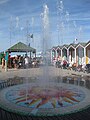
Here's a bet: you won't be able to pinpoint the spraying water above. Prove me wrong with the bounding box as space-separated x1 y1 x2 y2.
65 11 70 37
57 0 64 45
39 4 51 87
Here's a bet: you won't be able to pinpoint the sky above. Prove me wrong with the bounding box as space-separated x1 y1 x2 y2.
0 0 90 52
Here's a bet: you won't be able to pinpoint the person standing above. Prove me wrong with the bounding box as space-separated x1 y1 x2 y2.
2 57 5 69
24 56 29 68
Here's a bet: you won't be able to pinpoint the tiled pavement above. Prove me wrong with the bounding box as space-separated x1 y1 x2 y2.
0 80 90 120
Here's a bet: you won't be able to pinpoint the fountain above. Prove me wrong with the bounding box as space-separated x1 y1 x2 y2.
0 2 90 118
0 75 90 116
39 4 51 87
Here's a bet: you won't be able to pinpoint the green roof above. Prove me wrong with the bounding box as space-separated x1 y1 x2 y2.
7 42 36 53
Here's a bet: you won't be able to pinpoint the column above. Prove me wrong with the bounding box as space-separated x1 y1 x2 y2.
51 50 53 63
30 52 31 59
35 52 36 58
67 49 69 62
5 52 8 72
61 49 62 61
75 48 76 63
56 50 58 59
84 47 86 64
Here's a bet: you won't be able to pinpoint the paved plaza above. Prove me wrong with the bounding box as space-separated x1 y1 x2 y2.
0 65 90 80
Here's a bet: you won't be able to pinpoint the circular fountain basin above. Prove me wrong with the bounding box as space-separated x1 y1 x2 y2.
0 82 90 116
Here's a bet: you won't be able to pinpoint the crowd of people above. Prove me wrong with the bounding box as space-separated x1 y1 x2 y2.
53 57 87 72
1 54 40 69
1 54 90 73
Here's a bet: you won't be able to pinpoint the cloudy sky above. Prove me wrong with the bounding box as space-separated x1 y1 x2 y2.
0 0 90 52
